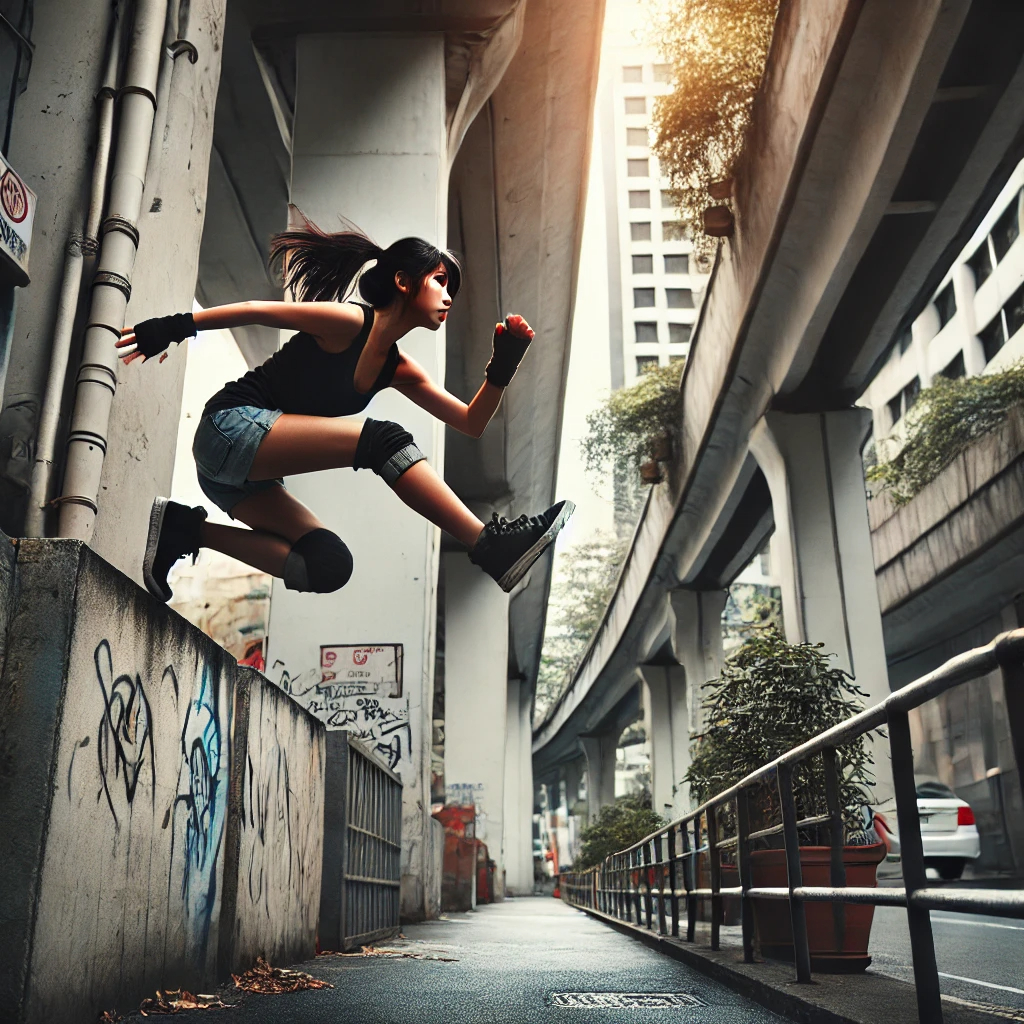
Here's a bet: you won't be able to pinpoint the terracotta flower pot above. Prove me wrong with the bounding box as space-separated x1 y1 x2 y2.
749 843 886 972
703 205 734 237
639 459 663 484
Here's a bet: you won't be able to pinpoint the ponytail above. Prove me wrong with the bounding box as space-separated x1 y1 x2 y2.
270 210 462 308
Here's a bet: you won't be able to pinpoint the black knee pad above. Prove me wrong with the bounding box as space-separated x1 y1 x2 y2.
353 417 426 486
283 529 353 593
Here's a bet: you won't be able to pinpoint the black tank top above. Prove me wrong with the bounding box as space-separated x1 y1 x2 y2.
203 303 400 417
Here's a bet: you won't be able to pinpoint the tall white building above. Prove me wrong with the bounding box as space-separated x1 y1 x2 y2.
597 0 709 390
864 159 1024 447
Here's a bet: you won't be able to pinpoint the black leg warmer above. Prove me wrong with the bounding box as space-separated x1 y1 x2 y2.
353 418 427 486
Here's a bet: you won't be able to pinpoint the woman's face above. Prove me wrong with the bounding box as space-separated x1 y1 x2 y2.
405 263 453 330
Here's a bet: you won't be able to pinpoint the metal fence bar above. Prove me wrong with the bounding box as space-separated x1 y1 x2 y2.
708 803 722 952
778 763 812 983
736 789 755 964
667 825 680 937
890 710 943 1023
656 832 669 936
822 748 847 954
687 814 699 943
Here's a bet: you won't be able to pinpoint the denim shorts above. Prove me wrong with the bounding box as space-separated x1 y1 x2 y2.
192 406 284 517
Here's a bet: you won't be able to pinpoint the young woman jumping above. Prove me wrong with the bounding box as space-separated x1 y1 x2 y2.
116 219 573 602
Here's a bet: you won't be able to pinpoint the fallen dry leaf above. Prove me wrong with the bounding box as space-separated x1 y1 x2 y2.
318 944 458 962
138 989 231 1015
232 956 332 995
98 1012 123 1023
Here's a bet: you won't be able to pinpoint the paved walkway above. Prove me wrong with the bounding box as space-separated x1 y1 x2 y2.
129 898 787 1023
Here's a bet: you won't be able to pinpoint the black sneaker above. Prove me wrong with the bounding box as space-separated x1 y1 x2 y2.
469 500 575 592
143 497 207 602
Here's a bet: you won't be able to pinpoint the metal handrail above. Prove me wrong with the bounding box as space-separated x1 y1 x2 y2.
559 628 1024 1024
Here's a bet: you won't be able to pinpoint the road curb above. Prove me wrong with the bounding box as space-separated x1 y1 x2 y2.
572 905 1002 1024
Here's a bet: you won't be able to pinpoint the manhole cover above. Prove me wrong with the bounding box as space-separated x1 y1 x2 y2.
549 993 706 1008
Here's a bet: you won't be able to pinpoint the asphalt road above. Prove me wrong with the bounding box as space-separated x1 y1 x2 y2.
869 906 1024 1016
119 898 787 1024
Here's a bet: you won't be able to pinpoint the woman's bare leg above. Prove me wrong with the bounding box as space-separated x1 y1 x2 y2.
198 484 327 576
248 414 485 548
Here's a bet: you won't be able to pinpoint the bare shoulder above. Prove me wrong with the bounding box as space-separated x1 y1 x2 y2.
302 301 367 352
392 349 431 386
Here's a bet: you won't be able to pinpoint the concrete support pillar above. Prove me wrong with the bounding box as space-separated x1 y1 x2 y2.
750 410 895 809
639 663 689 821
443 552 510 894
668 589 727 740
265 34 448 922
502 676 534 895
580 734 617 821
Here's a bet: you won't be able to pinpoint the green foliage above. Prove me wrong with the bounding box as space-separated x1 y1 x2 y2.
685 628 876 844
649 0 781 256
536 533 629 720
580 361 684 478
868 362 1024 505
574 795 666 870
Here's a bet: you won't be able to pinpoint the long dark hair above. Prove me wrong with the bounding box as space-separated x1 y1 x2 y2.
269 212 462 307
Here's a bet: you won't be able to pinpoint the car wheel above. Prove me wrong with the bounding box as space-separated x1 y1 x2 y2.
929 857 965 880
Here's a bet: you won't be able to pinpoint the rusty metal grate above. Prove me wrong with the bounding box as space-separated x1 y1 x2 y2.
549 993 706 1008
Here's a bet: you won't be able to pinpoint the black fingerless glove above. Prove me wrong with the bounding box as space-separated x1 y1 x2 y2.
132 312 197 358
484 317 531 388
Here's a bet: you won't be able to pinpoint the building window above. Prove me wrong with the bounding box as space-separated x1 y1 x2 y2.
632 254 654 274
887 394 902 428
979 314 1006 363
633 288 656 308
623 65 643 83
653 63 672 83
636 355 660 374
628 190 651 209
1006 280 1024 340
992 191 1021 262
627 158 649 177
888 377 921 428
967 240 993 288
939 352 965 380
626 127 649 147
666 288 693 309
630 222 652 242
668 323 691 345
933 282 956 330
660 190 676 208
662 221 687 241
896 325 913 355
624 97 646 115
664 254 688 274
635 322 658 344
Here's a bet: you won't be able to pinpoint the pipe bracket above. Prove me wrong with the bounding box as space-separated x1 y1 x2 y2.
93 270 132 301
85 320 124 340
169 39 199 64
77 363 118 392
66 430 109 453
101 215 140 248
49 494 100 514
119 84 157 108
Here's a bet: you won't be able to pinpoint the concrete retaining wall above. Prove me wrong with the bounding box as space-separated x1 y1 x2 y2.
0 537 325 1024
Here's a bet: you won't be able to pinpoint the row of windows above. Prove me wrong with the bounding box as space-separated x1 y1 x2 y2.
634 322 692 345
978 279 1024 363
634 287 694 309
623 63 672 84
632 254 689 274
636 354 686 375
628 189 677 209
967 188 1021 288
631 221 688 242
886 350 968 427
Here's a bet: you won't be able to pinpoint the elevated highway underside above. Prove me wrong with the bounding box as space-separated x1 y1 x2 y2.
533 0 1024 787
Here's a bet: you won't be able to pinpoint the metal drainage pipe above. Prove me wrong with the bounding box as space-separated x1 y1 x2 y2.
25 1 126 538
58 0 169 541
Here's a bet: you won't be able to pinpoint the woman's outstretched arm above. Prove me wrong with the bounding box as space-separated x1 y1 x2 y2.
117 300 364 363
392 314 534 437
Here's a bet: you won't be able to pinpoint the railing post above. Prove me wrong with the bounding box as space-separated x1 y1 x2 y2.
708 803 722 951
667 824 680 937
656 833 668 935
778 764 812 983
688 814 699 942
822 748 847 956
633 846 643 925
889 709 943 1024
643 841 654 929
736 788 755 964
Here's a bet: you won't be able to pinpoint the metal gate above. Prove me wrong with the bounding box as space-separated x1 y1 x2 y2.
319 732 403 951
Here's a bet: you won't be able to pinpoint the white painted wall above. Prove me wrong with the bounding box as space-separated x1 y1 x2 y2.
265 33 448 922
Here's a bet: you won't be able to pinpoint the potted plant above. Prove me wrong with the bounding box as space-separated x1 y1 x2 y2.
685 628 885 971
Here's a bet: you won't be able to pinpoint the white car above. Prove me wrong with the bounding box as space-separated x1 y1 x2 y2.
872 780 981 880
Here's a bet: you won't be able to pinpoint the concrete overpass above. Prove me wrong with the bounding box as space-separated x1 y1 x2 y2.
533 0 1024 825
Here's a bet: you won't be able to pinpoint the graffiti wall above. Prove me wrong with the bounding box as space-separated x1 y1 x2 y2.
273 643 413 779
223 668 324 972
0 540 327 1024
